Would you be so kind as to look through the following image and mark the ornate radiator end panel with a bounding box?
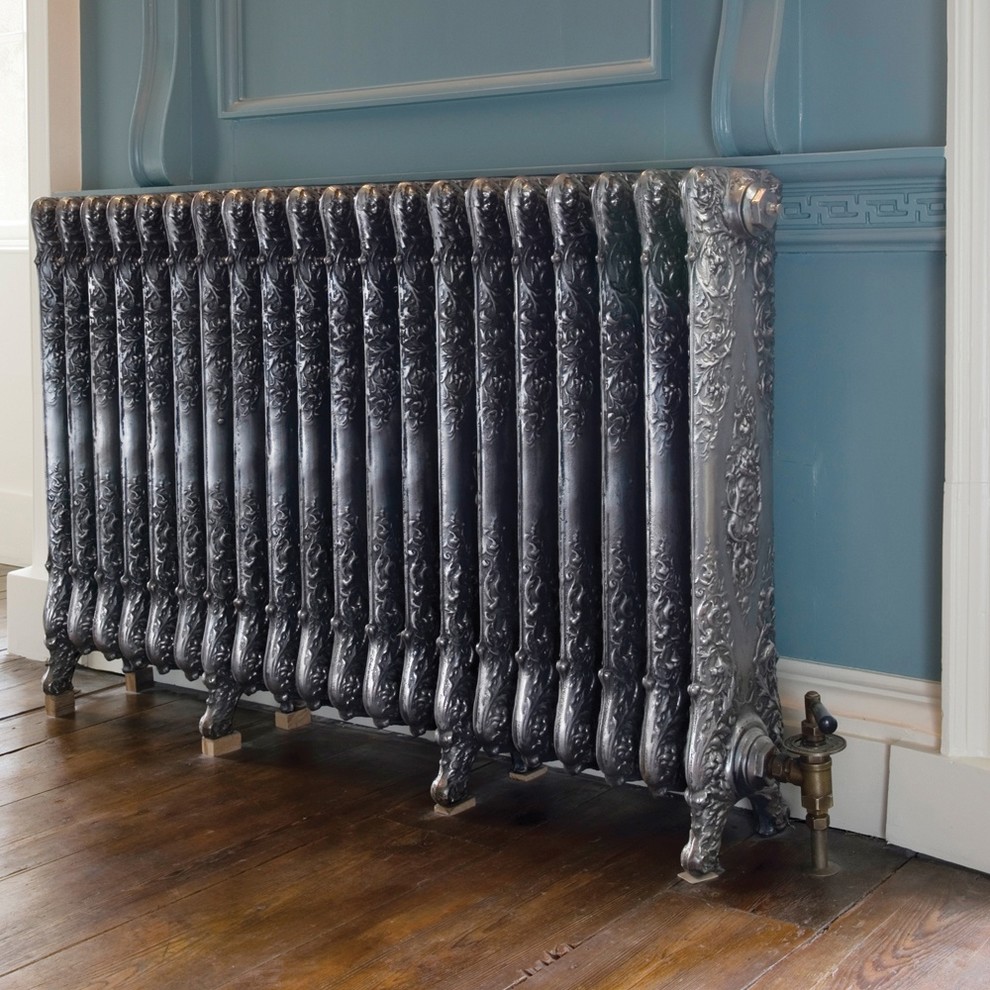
[680,166,787,877]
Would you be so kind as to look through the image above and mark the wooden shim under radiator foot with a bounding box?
[433,796,477,817]
[678,869,722,885]
[202,732,242,757]
[275,708,312,731]
[44,691,76,718]
[124,668,155,694]
[509,765,548,783]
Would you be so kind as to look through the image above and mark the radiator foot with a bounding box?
[509,764,548,783]
[199,668,243,741]
[124,667,155,694]
[433,796,477,817]
[431,736,479,809]
[44,690,76,719]
[681,790,731,878]
[201,732,242,757]
[275,707,312,731]
[42,640,79,698]
[750,782,791,837]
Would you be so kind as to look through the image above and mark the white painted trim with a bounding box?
[6,566,48,661]
[872,0,990,879]
[8,1,83,658]
[777,656,941,751]
[0,491,33,566]
[887,748,990,875]
[942,0,990,759]
[775,658,941,842]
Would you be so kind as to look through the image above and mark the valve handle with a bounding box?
[808,692,838,735]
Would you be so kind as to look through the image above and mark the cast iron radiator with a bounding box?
[31,167,813,876]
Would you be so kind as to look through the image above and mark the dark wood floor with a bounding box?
[2,566,990,988]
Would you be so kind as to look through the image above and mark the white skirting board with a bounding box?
[11,576,990,873]
[0,491,33,568]
[776,656,941,842]
[6,565,48,661]
[886,748,990,875]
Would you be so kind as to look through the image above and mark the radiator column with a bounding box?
[137,194,180,673]
[81,196,124,665]
[547,176,602,775]
[224,190,270,696]
[319,186,368,718]
[429,180,481,808]
[164,193,208,679]
[192,190,240,739]
[32,200,77,702]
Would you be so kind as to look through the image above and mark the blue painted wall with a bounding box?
[76,0,947,681]
[775,250,945,678]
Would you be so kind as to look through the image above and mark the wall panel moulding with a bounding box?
[216,0,667,118]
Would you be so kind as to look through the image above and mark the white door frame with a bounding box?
[941,0,990,759]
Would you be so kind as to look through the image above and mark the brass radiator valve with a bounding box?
[766,691,847,875]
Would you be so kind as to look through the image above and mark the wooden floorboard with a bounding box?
[749,857,990,989]
[1,613,989,987]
